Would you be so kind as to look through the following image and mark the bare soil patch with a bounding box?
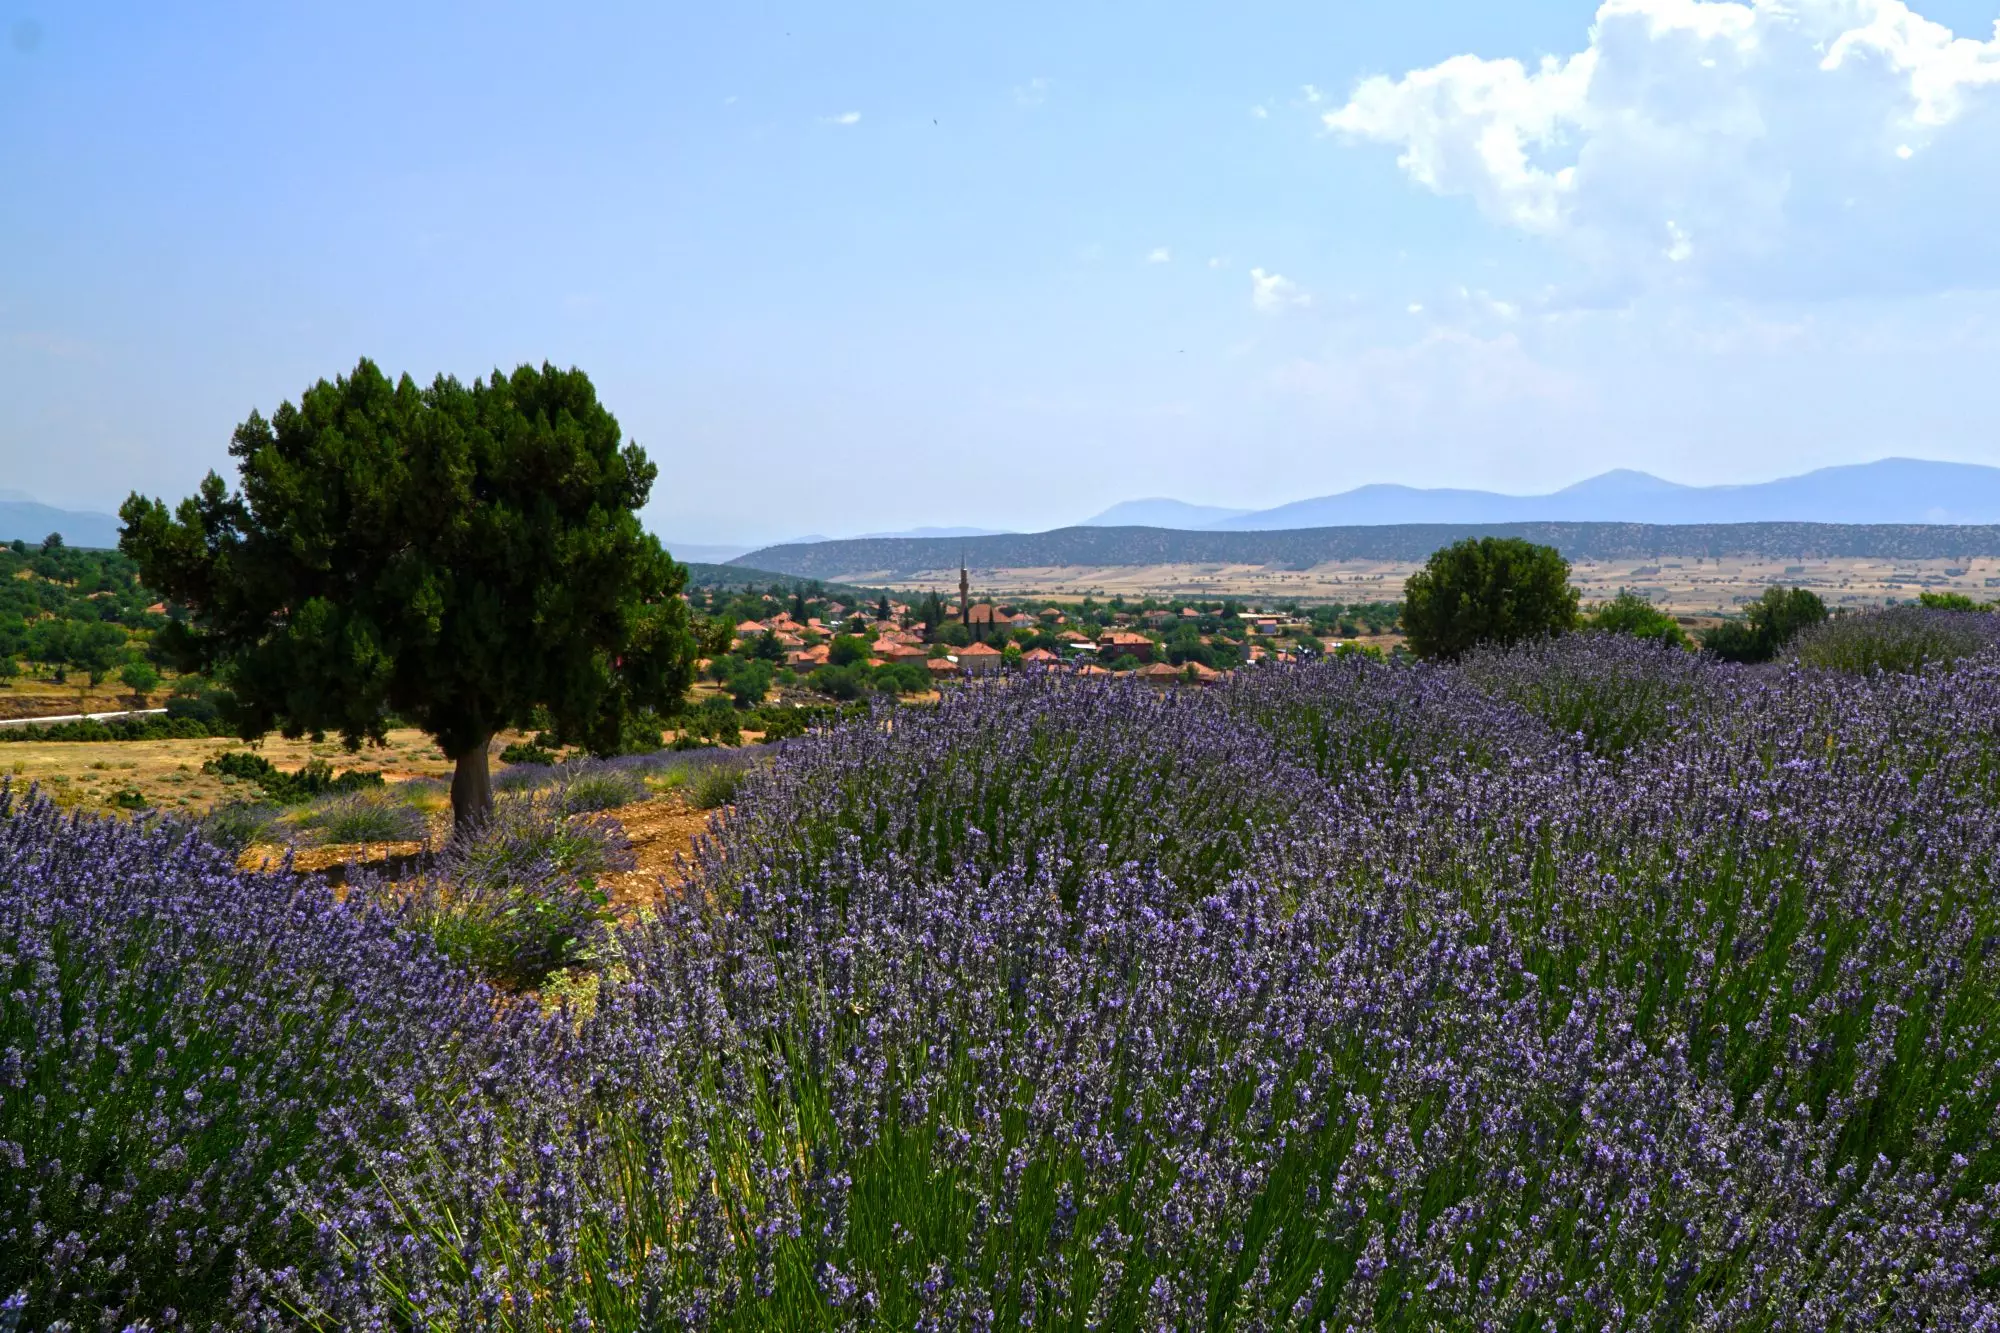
[599,797,716,914]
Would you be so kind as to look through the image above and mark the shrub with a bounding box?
[447,791,633,888]
[553,765,651,814]
[808,662,870,700]
[1402,536,1578,659]
[687,759,750,809]
[1789,604,2000,674]
[1585,588,1689,647]
[1703,584,1828,663]
[199,799,283,850]
[499,740,559,766]
[1919,590,1986,611]
[680,695,742,745]
[201,751,385,804]
[288,788,429,846]
[390,794,628,987]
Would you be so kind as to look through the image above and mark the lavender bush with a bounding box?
[1789,604,2000,675]
[14,648,2000,1326]
[378,791,631,989]
[0,784,554,1326]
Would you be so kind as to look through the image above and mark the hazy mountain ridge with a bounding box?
[1081,499,1252,528]
[734,521,2000,580]
[1192,459,2000,530]
[0,501,123,550]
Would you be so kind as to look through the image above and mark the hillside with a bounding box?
[733,521,2000,580]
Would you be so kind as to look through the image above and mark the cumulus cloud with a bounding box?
[1251,268,1312,313]
[824,111,862,126]
[1146,247,1172,264]
[1325,0,2000,295]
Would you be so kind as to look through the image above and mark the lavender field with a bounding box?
[9,624,2000,1328]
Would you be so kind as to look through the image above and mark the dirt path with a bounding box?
[599,798,716,915]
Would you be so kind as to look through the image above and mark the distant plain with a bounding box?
[844,555,2000,614]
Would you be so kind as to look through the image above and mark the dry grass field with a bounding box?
[0,727,474,815]
[853,554,2000,614]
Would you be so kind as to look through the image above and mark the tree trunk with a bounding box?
[450,735,495,835]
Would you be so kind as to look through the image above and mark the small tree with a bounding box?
[74,622,128,688]
[1586,590,1689,648]
[121,359,699,832]
[1703,585,1828,664]
[1402,537,1579,660]
[119,659,161,704]
[0,653,16,686]
[26,619,74,683]
[828,635,869,667]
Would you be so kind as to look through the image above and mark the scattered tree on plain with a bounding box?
[1586,590,1689,648]
[1702,585,1828,663]
[120,358,699,831]
[1402,537,1580,660]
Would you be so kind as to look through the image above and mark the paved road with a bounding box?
[0,708,169,731]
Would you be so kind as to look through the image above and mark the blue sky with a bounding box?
[4,1,1999,547]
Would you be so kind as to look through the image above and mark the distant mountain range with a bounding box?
[0,500,122,550]
[1104,459,2000,530]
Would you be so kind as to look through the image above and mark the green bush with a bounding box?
[499,740,558,766]
[1585,589,1689,648]
[288,790,428,846]
[199,801,283,851]
[809,663,870,701]
[555,767,651,814]
[1703,585,1827,663]
[688,762,748,810]
[201,752,385,804]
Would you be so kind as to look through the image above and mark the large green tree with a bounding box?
[120,359,699,830]
[1402,536,1580,659]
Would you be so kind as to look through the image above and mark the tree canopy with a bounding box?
[1702,585,1828,664]
[120,359,698,829]
[1586,589,1689,648]
[1402,537,1580,660]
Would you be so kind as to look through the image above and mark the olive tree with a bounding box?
[121,358,698,831]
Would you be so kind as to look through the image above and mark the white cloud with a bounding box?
[824,111,862,126]
[1146,247,1172,264]
[1014,77,1050,108]
[1208,256,1231,268]
[1324,0,2000,295]
[1251,104,1269,119]
[1251,267,1312,313]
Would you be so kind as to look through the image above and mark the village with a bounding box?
[698,558,1404,704]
